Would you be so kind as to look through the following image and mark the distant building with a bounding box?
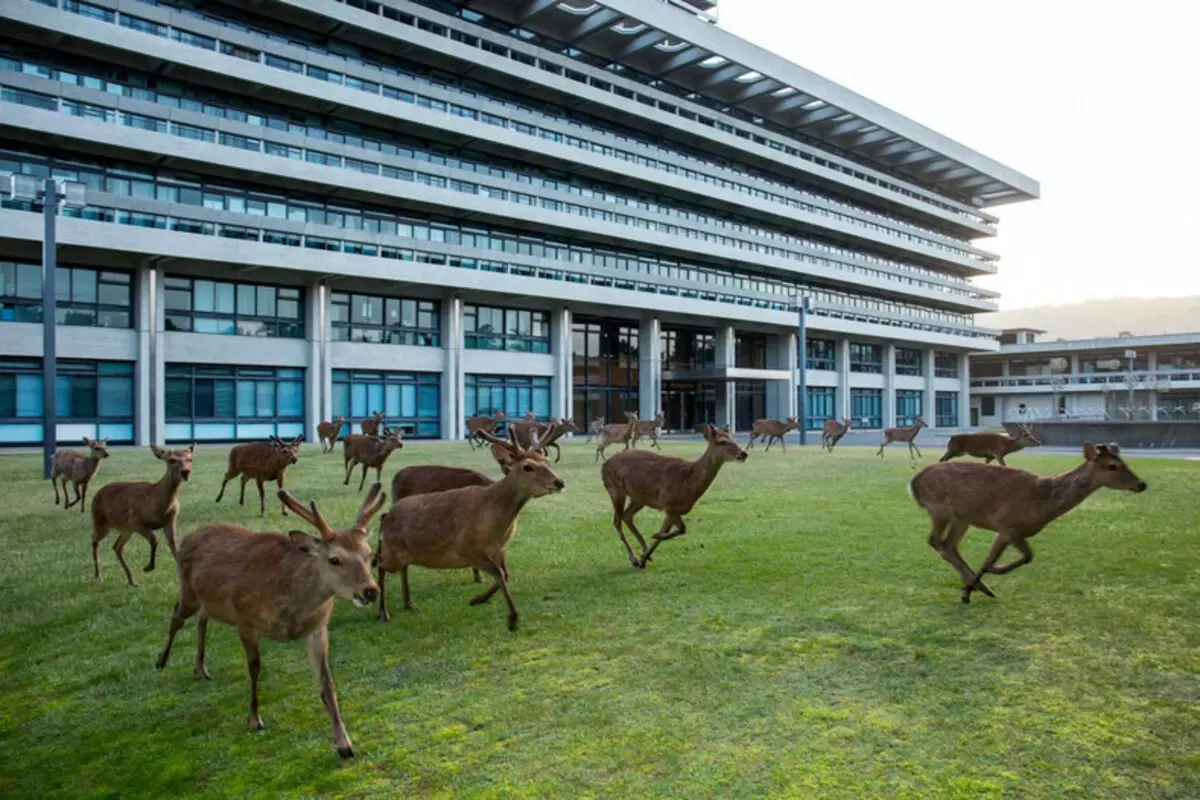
[969,330,1200,427]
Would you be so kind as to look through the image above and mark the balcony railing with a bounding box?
[970,369,1200,389]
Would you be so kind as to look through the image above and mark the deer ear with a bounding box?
[150,444,165,459]
[1083,441,1099,461]
[82,436,91,445]
[288,530,320,554]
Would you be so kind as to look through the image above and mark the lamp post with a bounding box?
[796,294,810,446]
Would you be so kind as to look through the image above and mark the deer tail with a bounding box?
[906,475,918,505]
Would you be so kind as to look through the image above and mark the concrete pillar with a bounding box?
[923,349,937,430]
[958,353,971,429]
[442,294,463,440]
[304,280,324,443]
[883,343,896,428]
[638,316,661,421]
[1148,350,1158,420]
[1069,353,1080,375]
[714,324,735,430]
[555,306,573,421]
[134,265,153,445]
[837,338,851,421]
[151,264,165,444]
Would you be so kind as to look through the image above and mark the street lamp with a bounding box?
[9,175,88,478]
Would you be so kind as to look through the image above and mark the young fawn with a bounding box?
[50,436,110,512]
[317,416,346,454]
[156,485,385,759]
[360,411,385,436]
[342,428,405,491]
[910,441,1147,603]
[747,417,800,452]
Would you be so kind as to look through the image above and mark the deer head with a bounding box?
[625,411,640,425]
[379,428,405,453]
[333,416,345,428]
[269,435,302,465]
[843,418,853,430]
[1082,442,1146,493]
[699,423,748,463]
[914,417,928,429]
[557,417,579,435]
[523,411,536,422]
[150,444,194,481]
[480,429,565,497]
[279,484,384,607]
[1015,423,1041,448]
[785,416,800,430]
[83,436,110,460]
[494,411,505,421]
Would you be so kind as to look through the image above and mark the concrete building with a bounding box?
[970,329,1200,426]
[0,0,1037,446]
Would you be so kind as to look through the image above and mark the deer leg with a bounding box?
[78,482,89,514]
[343,460,354,486]
[238,629,266,730]
[138,527,158,574]
[962,536,1010,604]
[472,568,482,584]
[376,566,390,623]
[473,555,518,632]
[214,471,234,504]
[400,565,418,613]
[995,455,1007,466]
[162,515,179,560]
[876,440,887,457]
[358,464,368,492]
[940,521,996,598]
[652,434,660,451]
[155,590,199,670]
[252,478,265,516]
[307,627,354,759]
[764,436,772,453]
[276,477,288,516]
[91,521,109,581]
[909,441,922,459]
[781,436,787,453]
[986,539,1034,575]
[113,531,138,588]
[639,516,685,567]
[238,475,249,506]
[622,503,650,560]
[608,492,641,568]
[747,433,756,450]
[53,474,61,505]
[192,613,211,679]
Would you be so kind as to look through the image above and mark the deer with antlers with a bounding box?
[747,417,801,452]
[50,436,110,512]
[374,428,564,631]
[155,485,384,758]
[602,423,747,568]
[821,418,853,452]
[465,411,505,449]
[360,411,385,437]
[214,435,302,516]
[342,428,405,491]
[877,417,928,460]
[317,417,346,454]
[490,419,572,474]
[940,423,1040,466]
[911,441,1146,603]
[595,411,638,462]
[631,411,665,450]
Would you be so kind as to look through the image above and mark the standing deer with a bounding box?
[602,423,747,568]
[910,441,1147,603]
[317,417,346,454]
[50,436,110,512]
[821,418,853,452]
[585,418,604,444]
[374,429,564,631]
[391,463,497,585]
[360,411,385,437]
[877,417,928,459]
[342,428,405,491]
[214,435,302,516]
[595,412,638,462]
[90,445,193,586]
[465,411,505,448]
[746,417,800,452]
[155,485,385,759]
[940,423,1040,466]
[631,412,666,450]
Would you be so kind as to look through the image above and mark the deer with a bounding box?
[374,428,564,631]
[465,411,505,449]
[90,445,194,586]
[391,463,498,586]
[631,411,666,450]
[490,420,572,474]
[214,435,302,516]
[155,484,385,759]
[50,436,110,513]
[360,411,385,437]
[877,417,929,460]
[910,441,1147,604]
[317,416,346,454]
[601,423,747,569]
[595,411,638,462]
[506,411,541,448]
[342,428,404,491]
[821,418,853,452]
[585,418,605,444]
[746,417,801,452]
[940,423,1040,466]
[533,417,576,463]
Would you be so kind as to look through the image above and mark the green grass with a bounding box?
[1,441,1198,799]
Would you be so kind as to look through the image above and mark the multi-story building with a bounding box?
[0,0,1038,445]
[970,328,1200,426]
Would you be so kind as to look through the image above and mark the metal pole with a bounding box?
[42,179,58,479]
[797,295,808,446]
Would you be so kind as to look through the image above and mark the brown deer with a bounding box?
[595,411,638,462]
[360,411,385,437]
[342,428,404,491]
[506,411,540,449]
[940,423,1040,466]
[374,429,564,631]
[214,435,302,516]
[317,416,346,454]
[90,444,194,586]
[877,417,928,459]
[50,436,110,512]
[821,418,853,452]
[631,411,666,450]
[585,418,604,444]
[155,484,385,759]
[534,417,576,462]
[602,423,747,568]
[747,417,800,452]
[391,463,497,585]
[465,411,504,449]
[910,441,1147,604]
[490,421,571,474]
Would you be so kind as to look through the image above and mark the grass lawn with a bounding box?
[1,440,1197,799]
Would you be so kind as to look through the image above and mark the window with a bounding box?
[331,370,440,438]
[0,261,132,328]
[896,390,923,426]
[330,292,439,346]
[164,364,304,442]
[849,343,883,374]
[803,386,835,431]
[572,317,638,429]
[464,304,550,353]
[851,388,882,429]
[0,358,134,444]
[163,276,303,338]
[660,327,714,370]
[805,337,836,370]
[934,351,959,379]
[735,333,767,369]
[936,391,959,427]
[464,375,551,424]
[896,348,923,377]
[981,396,996,417]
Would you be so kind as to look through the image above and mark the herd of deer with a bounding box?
[44,415,1146,758]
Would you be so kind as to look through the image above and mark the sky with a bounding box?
[717,0,1200,311]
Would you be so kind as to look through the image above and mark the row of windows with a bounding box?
[163,276,303,338]
[463,375,551,423]
[661,328,716,371]
[0,260,134,328]
[331,369,440,439]
[0,358,135,443]
[463,305,551,353]
[803,338,961,377]
[800,387,960,429]
[330,292,439,346]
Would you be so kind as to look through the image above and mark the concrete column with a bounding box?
[554,306,573,421]
[883,343,896,428]
[1069,353,1080,374]
[304,280,324,443]
[637,316,661,421]
[923,349,937,430]
[714,324,735,430]
[134,265,153,445]
[151,264,165,444]
[958,353,971,429]
[837,338,851,421]
[1148,350,1158,420]
[1001,359,1010,377]
[442,294,463,440]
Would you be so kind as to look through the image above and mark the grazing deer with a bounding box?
[317,417,346,454]
[342,428,404,491]
[391,463,496,585]
[155,485,385,759]
[877,417,928,459]
[50,436,110,512]
[215,435,302,516]
[910,441,1147,604]
[374,429,564,631]
[821,418,853,452]
[360,411,385,437]
[90,445,193,586]
[631,412,666,450]
[602,423,747,568]
[595,412,638,462]
[747,417,800,452]
[465,411,504,449]
[940,423,1040,466]
[585,418,604,443]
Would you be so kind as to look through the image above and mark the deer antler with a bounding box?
[278,489,336,540]
[354,483,387,532]
[478,429,520,455]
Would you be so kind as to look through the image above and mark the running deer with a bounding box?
[910,441,1147,604]
[391,463,497,585]
[877,417,929,459]
[822,418,853,452]
[586,418,604,444]
[214,436,302,516]
[50,436,110,512]
[747,417,800,452]
[342,428,405,491]
[490,421,570,473]
[534,417,576,463]
[374,429,564,631]
[360,411,385,437]
[602,423,747,568]
[90,445,193,586]
[595,412,638,462]
[155,485,385,759]
[317,417,346,454]
[465,411,505,449]
[631,412,666,450]
[940,423,1040,466]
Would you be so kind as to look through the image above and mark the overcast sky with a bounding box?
[718,0,1200,310]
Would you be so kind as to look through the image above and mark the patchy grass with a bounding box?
[1,441,1197,799]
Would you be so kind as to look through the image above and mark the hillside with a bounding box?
[979,297,1200,340]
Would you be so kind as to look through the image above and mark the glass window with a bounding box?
[464,304,550,353]
[162,276,304,338]
[164,363,304,441]
[851,388,882,429]
[331,370,440,438]
[463,374,552,424]
[896,348,924,377]
[0,358,134,442]
[804,338,836,371]
[896,390,924,426]
[802,386,836,431]
[330,292,439,346]
[1,261,132,328]
[849,343,883,374]
[934,351,959,378]
[935,391,958,427]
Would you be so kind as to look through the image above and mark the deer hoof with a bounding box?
[627,554,641,568]
[143,563,155,573]
[378,610,391,623]
[195,667,211,680]
[249,719,266,732]
[507,614,519,632]
[337,745,355,760]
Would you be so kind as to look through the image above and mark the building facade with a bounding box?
[0,0,1037,445]
[970,329,1200,427]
